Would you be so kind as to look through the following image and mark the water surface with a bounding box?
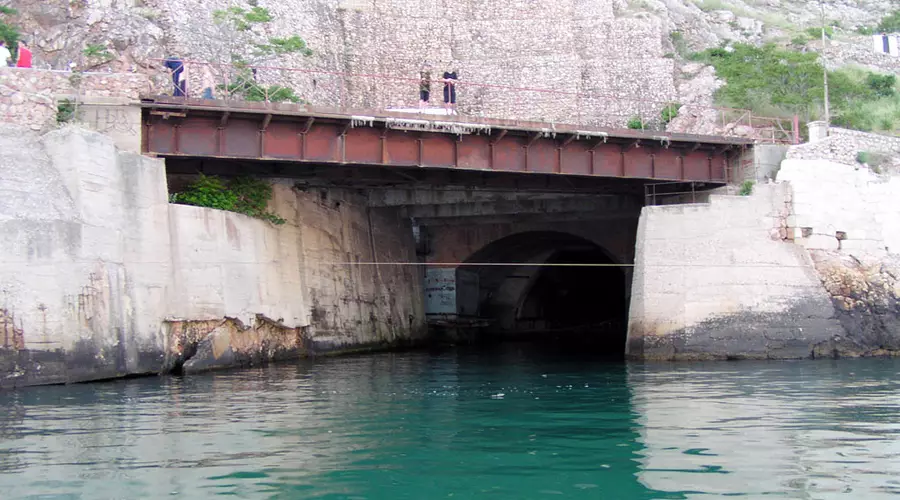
[1,345,899,499]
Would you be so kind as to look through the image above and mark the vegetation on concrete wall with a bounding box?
[692,43,900,134]
[170,174,286,225]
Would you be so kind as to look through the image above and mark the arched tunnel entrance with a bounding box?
[426,232,629,357]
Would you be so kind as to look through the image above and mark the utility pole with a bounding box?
[821,0,830,134]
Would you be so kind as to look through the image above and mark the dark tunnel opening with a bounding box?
[430,231,629,358]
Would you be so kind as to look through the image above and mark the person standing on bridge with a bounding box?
[15,40,32,68]
[419,61,431,109]
[200,64,216,100]
[164,56,186,97]
[442,64,458,113]
[0,41,11,67]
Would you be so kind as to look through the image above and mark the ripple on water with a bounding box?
[0,352,898,499]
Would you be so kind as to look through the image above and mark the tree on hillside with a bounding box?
[0,5,19,52]
[877,10,900,33]
[188,5,313,103]
[693,43,900,134]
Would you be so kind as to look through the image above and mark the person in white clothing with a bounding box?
[0,41,11,67]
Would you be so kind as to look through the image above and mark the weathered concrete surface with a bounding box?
[285,186,427,352]
[166,318,305,374]
[778,159,900,254]
[0,125,426,386]
[0,124,169,387]
[777,158,900,357]
[627,184,845,360]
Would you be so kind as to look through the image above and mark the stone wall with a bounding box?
[0,125,426,387]
[786,127,900,166]
[0,68,151,131]
[825,39,900,75]
[149,0,678,127]
[626,184,845,360]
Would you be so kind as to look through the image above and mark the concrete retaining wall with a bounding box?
[626,184,844,360]
[629,154,900,360]
[0,124,169,386]
[0,125,426,387]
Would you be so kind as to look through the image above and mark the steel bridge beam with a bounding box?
[142,99,750,184]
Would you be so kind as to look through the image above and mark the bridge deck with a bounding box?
[141,97,753,183]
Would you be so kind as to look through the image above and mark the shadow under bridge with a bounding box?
[426,231,629,356]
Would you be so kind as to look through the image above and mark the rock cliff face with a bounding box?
[6,0,896,128]
[810,251,900,357]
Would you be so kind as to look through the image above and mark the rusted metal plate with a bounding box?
[147,119,177,154]
[264,121,302,159]
[623,148,653,178]
[385,130,419,166]
[221,119,260,158]
[344,127,381,164]
[176,118,218,156]
[493,136,527,172]
[683,151,711,181]
[457,135,491,170]
[305,124,341,162]
[560,143,591,176]
[421,135,456,168]
[711,154,728,181]
[526,140,558,174]
[592,144,623,177]
[653,149,682,180]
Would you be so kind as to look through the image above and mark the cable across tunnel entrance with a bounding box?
[424,231,629,357]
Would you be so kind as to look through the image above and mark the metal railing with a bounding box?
[149,59,800,144]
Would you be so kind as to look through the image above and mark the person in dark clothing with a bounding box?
[419,62,431,109]
[442,66,458,112]
[163,56,186,97]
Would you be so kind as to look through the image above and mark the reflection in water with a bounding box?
[0,346,898,499]
[630,360,900,499]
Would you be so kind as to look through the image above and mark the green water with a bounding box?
[1,345,899,499]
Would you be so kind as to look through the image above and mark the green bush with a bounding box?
[56,99,77,124]
[627,116,645,130]
[661,103,680,124]
[219,69,302,103]
[856,151,890,172]
[857,26,874,35]
[170,174,286,224]
[0,6,19,50]
[877,10,900,33]
[866,73,896,98]
[83,43,113,61]
[739,180,754,196]
[790,34,809,46]
[805,26,834,39]
[691,43,900,134]
[670,30,689,56]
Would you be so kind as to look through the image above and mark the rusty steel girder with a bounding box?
[141,98,750,183]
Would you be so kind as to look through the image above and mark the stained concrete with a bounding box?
[0,125,426,386]
[626,183,846,360]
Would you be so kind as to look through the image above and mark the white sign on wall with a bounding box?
[872,34,900,57]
